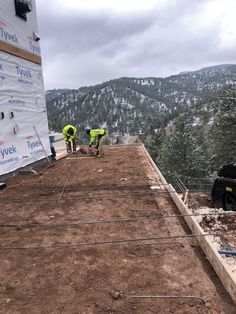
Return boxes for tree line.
[146,85,236,186]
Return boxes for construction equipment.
[212,164,236,211]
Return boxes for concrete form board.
[141,144,236,304]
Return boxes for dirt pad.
[0,146,235,313]
[189,192,236,251]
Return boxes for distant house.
[0,0,50,176]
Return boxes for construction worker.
[86,128,107,155]
[62,124,77,153]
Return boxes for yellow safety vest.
[62,125,77,142]
[89,129,105,144]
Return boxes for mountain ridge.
[46,64,236,136]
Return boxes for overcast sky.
[36,0,236,90]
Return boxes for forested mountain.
[46,64,236,136]
[46,64,236,180]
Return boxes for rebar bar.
[2,183,213,194]
[128,295,205,304]
[0,189,214,203]
[0,231,232,251]
[178,178,188,192]
[173,179,184,192]
[220,237,236,259]
[176,178,186,192]
[0,211,235,229]
[58,174,70,201]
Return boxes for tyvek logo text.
[16,66,33,86]
[27,140,43,155]
[0,144,19,166]
[29,41,41,54]
[0,27,18,44]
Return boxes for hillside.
[147,84,236,181]
[46,64,236,135]
[174,83,236,129]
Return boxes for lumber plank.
[0,40,41,64]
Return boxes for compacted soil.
[0,146,235,313]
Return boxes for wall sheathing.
[0,0,50,176]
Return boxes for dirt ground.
[189,192,236,250]
[0,146,235,313]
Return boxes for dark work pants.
[66,139,77,152]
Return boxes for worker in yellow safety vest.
[86,128,107,155]
[62,124,77,153]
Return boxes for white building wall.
[0,0,40,55]
[0,0,50,176]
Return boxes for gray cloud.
[36,0,236,89]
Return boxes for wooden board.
[0,40,41,64]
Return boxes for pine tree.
[147,128,165,160]
[189,126,213,177]
[156,114,212,182]
[211,86,236,168]
[157,114,194,180]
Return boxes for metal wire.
[0,190,214,203]
[5,184,163,194]
[220,236,232,251]
[59,157,75,201]
[173,179,184,192]
[175,178,185,192]
[0,211,235,229]
[220,236,236,259]
[58,174,70,201]
[0,232,232,251]
[128,295,205,304]
[178,178,188,192]
[2,182,213,194]
[174,175,214,180]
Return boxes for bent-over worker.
[86,128,107,155]
[62,124,77,153]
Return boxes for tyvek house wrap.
[0,1,41,56]
[0,1,50,176]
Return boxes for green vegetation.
[147,85,236,182]
[46,65,236,180]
